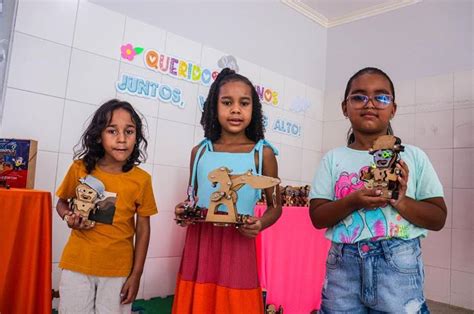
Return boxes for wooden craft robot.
[176,167,280,227]
[70,175,105,227]
[360,135,405,199]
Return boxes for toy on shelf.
[360,135,405,199]
[176,167,280,227]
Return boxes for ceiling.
[282,0,422,28]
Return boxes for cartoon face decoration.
[373,149,396,168]
[76,183,99,203]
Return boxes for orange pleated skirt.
[172,223,264,314]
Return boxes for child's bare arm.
[121,215,150,304]
[390,160,447,230]
[240,147,282,238]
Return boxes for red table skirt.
[255,205,331,314]
[0,188,52,314]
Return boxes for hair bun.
[216,67,236,80]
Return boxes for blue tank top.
[190,139,278,216]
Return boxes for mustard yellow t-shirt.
[56,160,158,277]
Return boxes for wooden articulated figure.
[360,135,405,200]
[71,175,105,227]
[206,167,280,226]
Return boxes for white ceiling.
[282,0,422,28]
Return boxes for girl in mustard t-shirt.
[56,99,157,313]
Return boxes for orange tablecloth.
[0,188,52,314]
[255,205,331,314]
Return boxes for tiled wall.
[0,0,324,303]
[323,71,474,310]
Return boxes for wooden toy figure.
[70,175,105,227]
[176,167,280,227]
[360,135,405,199]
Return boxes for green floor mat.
[132,296,174,314]
[52,296,174,314]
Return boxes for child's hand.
[346,189,388,210]
[120,273,140,304]
[64,212,95,230]
[238,217,262,238]
[174,199,197,227]
[390,160,409,209]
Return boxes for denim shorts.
[319,237,430,314]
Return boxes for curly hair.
[343,67,395,145]
[74,99,148,173]
[200,67,265,142]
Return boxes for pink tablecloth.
[255,205,331,314]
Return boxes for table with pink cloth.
[255,205,331,314]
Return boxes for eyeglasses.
[346,94,394,109]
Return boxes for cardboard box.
[0,139,38,188]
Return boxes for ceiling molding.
[282,0,422,28]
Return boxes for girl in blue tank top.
[172,68,282,314]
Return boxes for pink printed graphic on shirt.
[332,168,388,243]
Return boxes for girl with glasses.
[309,67,447,313]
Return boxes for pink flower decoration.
[121,43,137,61]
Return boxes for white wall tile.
[425,149,453,188]
[302,117,322,152]
[278,111,304,148]
[52,209,72,263]
[278,144,302,182]
[35,150,59,193]
[15,0,78,46]
[262,106,283,145]
[66,49,119,105]
[451,229,474,273]
[8,32,70,97]
[422,228,451,269]
[200,45,226,71]
[194,126,205,145]
[122,17,166,69]
[454,70,473,103]
[148,211,186,258]
[414,110,453,149]
[323,88,344,122]
[424,266,451,304]
[73,1,125,60]
[158,77,198,125]
[142,116,158,164]
[283,77,306,112]
[391,114,415,145]
[236,58,260,84]
[395,79,416,106]
[118,63,162,118]
[153,165,188,214]
[454,108,474,148]
[443,188,453,229]
[450,270,474,310]
[2,88,64,151]
[154,120,195,167]
[143,257,181,298]
[452,189,473,230]
[55,153,74,203]
[259,68,285,110]
[301,150,321,184]
[59,100,97,154]
[453,148,474,188]
[305,86,324,121]
[165,32,202,64]
[415,73,453,105]
[322,120,350,153]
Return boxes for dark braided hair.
[74,99,148,173]
[343,67,395,145]
[200,68,265,142]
